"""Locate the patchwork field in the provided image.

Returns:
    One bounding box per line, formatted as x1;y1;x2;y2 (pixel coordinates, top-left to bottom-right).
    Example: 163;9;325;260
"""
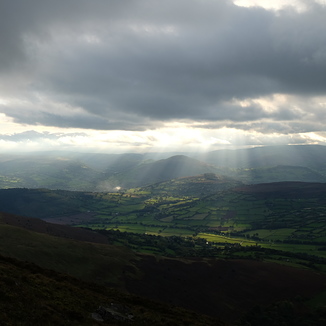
2;182;326;264
1;180;326;324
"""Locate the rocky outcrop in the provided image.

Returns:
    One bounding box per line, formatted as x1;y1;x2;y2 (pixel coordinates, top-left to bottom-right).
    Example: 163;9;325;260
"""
92;303;134;322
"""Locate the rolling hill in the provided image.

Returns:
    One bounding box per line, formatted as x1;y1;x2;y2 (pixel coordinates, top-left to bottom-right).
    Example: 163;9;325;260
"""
0;154;101;191
1;145;326;191
140;173;242;196
233;165;326;184
96;155;222;190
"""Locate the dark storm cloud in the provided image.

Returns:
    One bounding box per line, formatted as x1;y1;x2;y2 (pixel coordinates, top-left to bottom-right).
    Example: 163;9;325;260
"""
0;0;326;132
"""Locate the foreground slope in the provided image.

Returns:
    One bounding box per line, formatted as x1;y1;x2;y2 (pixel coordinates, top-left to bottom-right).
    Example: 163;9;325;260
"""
0;212;136;286
0;254;222;326
127;254;326;323
0;211;109;244
1;211;326;324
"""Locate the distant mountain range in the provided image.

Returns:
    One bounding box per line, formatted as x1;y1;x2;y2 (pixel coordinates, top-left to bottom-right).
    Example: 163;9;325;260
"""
1;145;326;190
233;165;326;184
199;145;326;169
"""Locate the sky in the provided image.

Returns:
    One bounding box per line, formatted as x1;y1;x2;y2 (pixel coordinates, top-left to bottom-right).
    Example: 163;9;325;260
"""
1;0;326;153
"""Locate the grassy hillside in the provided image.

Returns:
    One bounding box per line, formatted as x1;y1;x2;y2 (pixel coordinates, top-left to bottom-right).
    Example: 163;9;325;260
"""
140;173;242;197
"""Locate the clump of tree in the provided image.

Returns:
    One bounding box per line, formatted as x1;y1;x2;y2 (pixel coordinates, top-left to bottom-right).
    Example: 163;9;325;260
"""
97;229;222;257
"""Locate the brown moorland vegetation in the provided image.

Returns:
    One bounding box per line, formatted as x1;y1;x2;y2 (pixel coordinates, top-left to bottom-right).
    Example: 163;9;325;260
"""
0;254;225;326
0;211;109;244
1;210;326;324
126;255;326;323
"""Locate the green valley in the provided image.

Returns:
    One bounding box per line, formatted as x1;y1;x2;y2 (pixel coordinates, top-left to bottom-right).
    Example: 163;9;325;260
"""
2;180;326;266
1;146;326;325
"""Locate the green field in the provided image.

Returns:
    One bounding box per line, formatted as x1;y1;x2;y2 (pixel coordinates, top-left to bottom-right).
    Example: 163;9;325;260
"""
2;183;326;263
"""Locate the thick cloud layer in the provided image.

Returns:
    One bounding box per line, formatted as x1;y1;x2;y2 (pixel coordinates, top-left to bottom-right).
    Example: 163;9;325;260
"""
0;0;326;135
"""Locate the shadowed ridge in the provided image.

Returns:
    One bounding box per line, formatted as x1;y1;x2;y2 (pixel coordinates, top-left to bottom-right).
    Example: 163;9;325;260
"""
0;253;225;326
0;211;109;244
233;181;326;198
0;213;137;286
